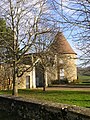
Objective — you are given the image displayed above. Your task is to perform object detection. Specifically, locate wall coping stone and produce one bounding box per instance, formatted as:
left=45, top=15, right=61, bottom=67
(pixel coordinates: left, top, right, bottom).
left=0, top=95, right=90, bottom=117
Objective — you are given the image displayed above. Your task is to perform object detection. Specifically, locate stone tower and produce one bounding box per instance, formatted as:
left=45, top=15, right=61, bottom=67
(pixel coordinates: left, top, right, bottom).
left=47, top=32, right=77, bottom=84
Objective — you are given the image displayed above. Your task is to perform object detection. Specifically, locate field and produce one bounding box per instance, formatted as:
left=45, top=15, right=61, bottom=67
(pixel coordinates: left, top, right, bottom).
left=78, top=75, right=90, bottom=84
left=0, top=89, right=90, bottom=108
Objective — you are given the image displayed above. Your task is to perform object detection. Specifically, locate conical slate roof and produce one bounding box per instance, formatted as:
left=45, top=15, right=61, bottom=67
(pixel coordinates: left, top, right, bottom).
left=50, top=32, right=76, bottom=54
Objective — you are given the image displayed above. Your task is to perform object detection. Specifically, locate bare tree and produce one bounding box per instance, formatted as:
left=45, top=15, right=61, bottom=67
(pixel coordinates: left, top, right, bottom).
left=0, top=0, right=58, bottom=95
left=49, top=0, right=90, bottom=66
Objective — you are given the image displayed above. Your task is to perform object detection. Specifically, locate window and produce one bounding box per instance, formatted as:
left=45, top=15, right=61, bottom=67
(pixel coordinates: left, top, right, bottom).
left=60, top=69, right=64, bottom=79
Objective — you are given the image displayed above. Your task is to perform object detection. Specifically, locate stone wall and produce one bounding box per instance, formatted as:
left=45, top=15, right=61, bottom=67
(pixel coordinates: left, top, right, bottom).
left=64, top=54, right=77, bottom=82
left=0, top=95, right=90, bottom=120
left=47, top=54, right=77, bottom=85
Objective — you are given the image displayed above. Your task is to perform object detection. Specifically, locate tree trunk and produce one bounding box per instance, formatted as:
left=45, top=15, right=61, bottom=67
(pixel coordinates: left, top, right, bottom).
left=43, top=72, right=46, bottom=91
left=12, top=61, right=18, bottom=96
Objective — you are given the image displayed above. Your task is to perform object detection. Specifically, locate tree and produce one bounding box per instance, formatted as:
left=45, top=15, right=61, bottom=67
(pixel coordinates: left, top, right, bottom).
left=0, top=0, right=59, bottom=95
left=31, top=33, right=57, bottom=91
left=0, top=63, right=12, bottom=90
left=0, top=18, right=13, bottom=90
left=50, top=0, right=90, bottom=66
left=0, top=18, right=13, bottom=64
left=0, top=18, right=6, bottom=63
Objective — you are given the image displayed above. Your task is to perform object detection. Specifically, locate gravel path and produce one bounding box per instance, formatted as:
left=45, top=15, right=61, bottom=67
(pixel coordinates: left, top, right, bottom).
left=45, top=85, right=90, bottom=91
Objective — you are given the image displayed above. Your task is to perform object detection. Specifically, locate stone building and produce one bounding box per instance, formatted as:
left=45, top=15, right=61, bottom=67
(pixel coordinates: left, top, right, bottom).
left=18, top=32, right=77, bottom=89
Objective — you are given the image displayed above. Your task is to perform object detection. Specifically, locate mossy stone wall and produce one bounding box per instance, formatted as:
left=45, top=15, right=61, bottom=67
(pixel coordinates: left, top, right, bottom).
left=0, top=95, right=90, bottom=120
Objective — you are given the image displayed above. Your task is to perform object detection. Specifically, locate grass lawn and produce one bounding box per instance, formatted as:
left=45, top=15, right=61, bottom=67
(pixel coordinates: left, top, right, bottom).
left=0, top=89, right=90, bottom=108
left=78, top=75, right=90, bottom=84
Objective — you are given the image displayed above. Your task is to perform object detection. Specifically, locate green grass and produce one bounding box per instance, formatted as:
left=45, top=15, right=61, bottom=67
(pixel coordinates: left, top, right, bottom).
left=78, top=75, right=90, bottom=84
left=0, top=89, right=90, bottom=108
left=79, top=75, right=90, bottom=81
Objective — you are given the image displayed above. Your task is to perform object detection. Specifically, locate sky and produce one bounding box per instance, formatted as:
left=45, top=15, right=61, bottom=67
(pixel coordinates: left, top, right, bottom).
left=55, top=0, right=90, bottom=66
left=0, top=0, right=89, bottom=66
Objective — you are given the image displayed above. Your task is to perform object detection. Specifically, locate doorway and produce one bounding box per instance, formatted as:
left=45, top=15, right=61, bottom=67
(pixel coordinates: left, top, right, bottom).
left=35, top=63, right=44, bottom=87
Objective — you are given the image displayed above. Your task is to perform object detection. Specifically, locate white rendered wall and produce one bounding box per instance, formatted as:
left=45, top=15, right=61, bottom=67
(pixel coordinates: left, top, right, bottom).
left=32, top=67, right=36, bottom=88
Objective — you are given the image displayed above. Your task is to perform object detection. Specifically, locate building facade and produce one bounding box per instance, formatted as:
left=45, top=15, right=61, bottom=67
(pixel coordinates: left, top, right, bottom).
left=18, top=32, right=77, bottom=89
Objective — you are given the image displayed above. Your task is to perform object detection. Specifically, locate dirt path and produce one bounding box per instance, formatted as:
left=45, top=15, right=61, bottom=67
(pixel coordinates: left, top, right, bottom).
left=46, top=87, right=90, bottom=91
left=45, top=85, right=90, bottom=91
